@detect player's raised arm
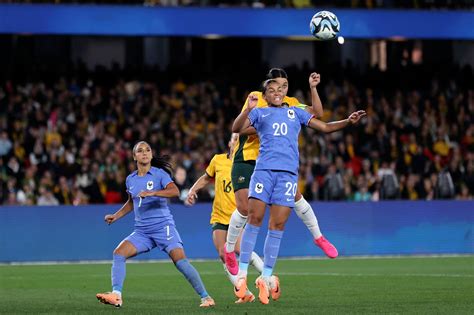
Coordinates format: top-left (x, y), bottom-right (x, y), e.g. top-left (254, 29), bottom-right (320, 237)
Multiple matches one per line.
top-left (185, 173), bottom-right (212, 206)
top-left (308, 72), bottom-right (324, 118)
top-left (232, 93), bottom-right (258, 133)
top-left (308, 110), bottom-right (366, 133)
top-left (104, 195), bottom-right (134, 225)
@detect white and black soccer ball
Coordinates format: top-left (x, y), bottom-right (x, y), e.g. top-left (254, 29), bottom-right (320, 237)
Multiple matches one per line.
top-left (310, 10), bottom-right (340, 41)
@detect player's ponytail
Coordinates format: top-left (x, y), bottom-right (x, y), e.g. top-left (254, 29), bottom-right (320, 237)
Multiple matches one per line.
top-left (153, 155), bottom-right (173, 177)
top-left (266, 68), bottom-right (288, 80)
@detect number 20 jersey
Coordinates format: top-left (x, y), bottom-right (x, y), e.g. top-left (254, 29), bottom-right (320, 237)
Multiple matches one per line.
top-left (248, 106), bottom-right (313, 175)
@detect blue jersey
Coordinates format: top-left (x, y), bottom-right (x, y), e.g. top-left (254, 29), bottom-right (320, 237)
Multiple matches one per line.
top-left (248, 106), bottom-right (313, 175)
top-left (125, 166), bottom-right (174, 229)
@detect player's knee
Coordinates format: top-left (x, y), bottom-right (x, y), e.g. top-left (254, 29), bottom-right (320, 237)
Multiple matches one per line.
top-left (248, 213), bottom-right (263, 226)
top-left (113, 248), bottom-right (126, 257)
top-left (269, 221), bottom-right (286, 231)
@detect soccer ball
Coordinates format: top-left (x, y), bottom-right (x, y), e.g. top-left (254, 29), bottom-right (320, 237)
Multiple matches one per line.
top-left (310, 10), bottom-right (340, 40)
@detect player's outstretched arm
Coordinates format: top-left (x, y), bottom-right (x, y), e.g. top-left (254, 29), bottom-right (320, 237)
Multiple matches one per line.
top-left (240, 126), bottom-right (257, 135)
top-left (104, 195), bottom-right (134, 225)
top-left (232, 93), bottom-right (258, 133)
top-left (139, 182), bottom-right (180, 198)
top-left (308, 110), bottom-right (366, 133)
top-left (185, 173), bottom-right (212, 206)
top-left (308, 72), bottom-right (324, 118)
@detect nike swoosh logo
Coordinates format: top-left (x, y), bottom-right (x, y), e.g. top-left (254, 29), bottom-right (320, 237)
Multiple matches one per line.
top-left (270, 255), bottom-right (277, 259)
top-left (286, 198), bottom-right (292, 202)
top-left (262, 114), bottom-right (270, 117)
top-left (166, 236), bottom-right (174, 241)
top-left (129, 186), bottom-right (134, 190)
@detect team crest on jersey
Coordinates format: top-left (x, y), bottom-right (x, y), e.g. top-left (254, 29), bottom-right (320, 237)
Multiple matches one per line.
top-left (238, 176), bottom-right (245, 183)
top-left (287, 109), bottom-right (295, 120)
top-left (146, 181), bottom-right (154, 190)
top-left (255, 183), bottom-right (263, 193)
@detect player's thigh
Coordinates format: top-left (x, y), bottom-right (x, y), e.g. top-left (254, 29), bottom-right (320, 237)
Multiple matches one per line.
top-left (118, 230), bottom-right (155, 258)
top-left (113, 240), bottom-right (138, 258)
top-left (231, 161), bottom-right (255, 215)
top-left (268, 204), bottom-right (292, 231)
top-left (234, 188), bottom-right (250, 216)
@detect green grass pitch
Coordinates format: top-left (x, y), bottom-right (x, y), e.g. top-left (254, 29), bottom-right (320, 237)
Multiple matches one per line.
top-left (1, 256), bottom-right (473, 314)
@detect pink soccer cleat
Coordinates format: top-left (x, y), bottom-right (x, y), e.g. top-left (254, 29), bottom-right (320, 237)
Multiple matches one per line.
top-left (224, 243), bottom-right (239, 275)
top-left (314, 235), bottom-right (338, 258)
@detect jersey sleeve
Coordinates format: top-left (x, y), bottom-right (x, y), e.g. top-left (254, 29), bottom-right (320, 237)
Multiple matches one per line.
top-left (125, 176), bottom-right (130, 194)
top-left (295, 107), bottom-right (314, 126)
top-left (158, 170), bottom-right (174, 190)
top-left (205, 155), bottom-right (217, 178)
top-left (248, 108), bottom-right (260, 129)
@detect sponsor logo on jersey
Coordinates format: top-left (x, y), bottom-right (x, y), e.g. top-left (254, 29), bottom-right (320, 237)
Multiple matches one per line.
top-left (238, 176), bottom-right (245, 183)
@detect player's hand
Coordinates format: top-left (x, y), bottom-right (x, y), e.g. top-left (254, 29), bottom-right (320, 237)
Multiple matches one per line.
top-left (348, 110), bottom-right (367, 124)
top-left (104, 214), bottom-right (117, 225)
top-left (309, 72), bottom-right (321, 88)
top-left (185, 191), bottom-right (198, 206)
top-left (139, 191), bottom-right (155, 198)
top-left (247, 93), bottom-right (258, 110)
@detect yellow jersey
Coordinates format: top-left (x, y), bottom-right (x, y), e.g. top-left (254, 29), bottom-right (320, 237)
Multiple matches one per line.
top-left (205, 153), bottom-right (236, 225)
top-left (232, 91), bottom-right (304, 162)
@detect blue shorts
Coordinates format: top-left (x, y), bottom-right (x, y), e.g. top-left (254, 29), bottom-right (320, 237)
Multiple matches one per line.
top-left (124, 223), bottom-right (183, 255)
top-left (249, 169), bottom-right (298, 208)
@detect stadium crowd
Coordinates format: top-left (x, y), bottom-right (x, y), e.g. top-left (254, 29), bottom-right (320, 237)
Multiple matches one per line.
top-left (3, 0), bottom-right (474, 9)
top-left (0, 62), bottom-right (473, 205)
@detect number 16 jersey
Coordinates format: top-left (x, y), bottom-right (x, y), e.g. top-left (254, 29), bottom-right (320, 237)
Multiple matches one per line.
top-left (248, 106), bottom-right (314, 175)
top-left (205, 153), bottom-right (236, 225)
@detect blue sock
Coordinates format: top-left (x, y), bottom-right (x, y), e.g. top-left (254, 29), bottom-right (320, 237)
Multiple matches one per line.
top-left (111, 254), bottom-right (126, 293)
top-left (175, 259), bottom-right (209, 298)
top-left (263, 229), bottom-right (284, 276)
top-left (239, 223), bottom-right (260, 273)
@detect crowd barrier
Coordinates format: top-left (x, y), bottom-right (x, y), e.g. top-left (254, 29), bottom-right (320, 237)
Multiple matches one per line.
top-left (0, 201), bottom-right (472, 262)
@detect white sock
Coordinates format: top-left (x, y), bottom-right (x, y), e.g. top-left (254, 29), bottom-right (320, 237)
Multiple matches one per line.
top-left (112, 290), bottom-right (122, 297)
top-left (250, 251), bottom-right (264, 273)
top-left (294, 196), bottom-right (322, 239)
top-left (226, 210), bottom-right (247, 252)
top-left (223, 264), bottom-right (238, 286)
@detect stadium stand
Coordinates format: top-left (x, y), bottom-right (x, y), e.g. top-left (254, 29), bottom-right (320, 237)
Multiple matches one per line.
top-left (1, 61), bottom-right (472, 205)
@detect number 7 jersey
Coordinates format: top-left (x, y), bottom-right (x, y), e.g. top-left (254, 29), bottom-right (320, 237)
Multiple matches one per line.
top-left (248, 106), bottom-right (314, 175)
top-left (205, 153), bottom-right (236, 225)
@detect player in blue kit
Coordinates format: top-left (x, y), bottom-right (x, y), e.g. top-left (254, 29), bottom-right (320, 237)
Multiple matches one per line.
top-left (232, 80), bottom-right (365, 304)
top-left (96, 141), bottom-right (215, 308)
